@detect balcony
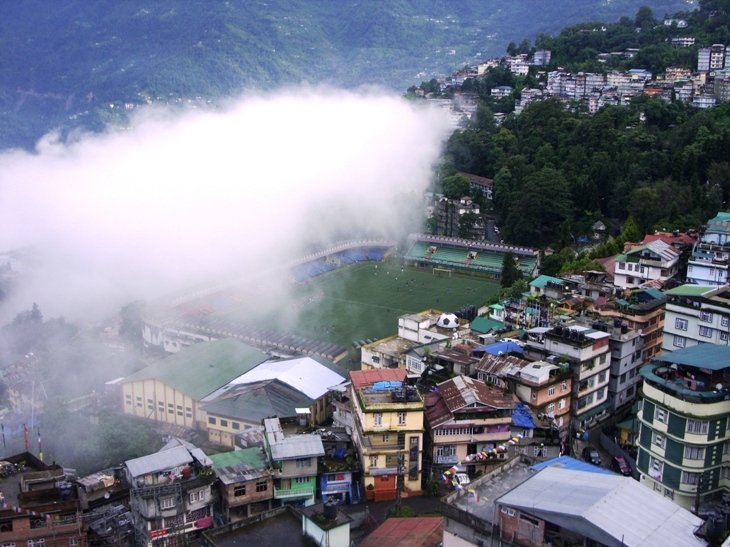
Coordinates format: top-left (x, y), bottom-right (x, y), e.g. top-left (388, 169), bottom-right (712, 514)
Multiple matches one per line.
top-left (274, 485), bottom-right (315, 500)
top-left (641, 364), bottom-right (730, 405)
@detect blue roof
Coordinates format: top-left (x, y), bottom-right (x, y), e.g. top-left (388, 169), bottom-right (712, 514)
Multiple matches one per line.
top-left (531, 455), bottom-right (614, 475)
top-left (512, 402), bottom-right (535, 429)
top-left (475, 341), bottom-right (524, 355)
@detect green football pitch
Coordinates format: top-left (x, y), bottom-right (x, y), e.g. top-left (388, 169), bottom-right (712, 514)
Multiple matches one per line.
top-left (226, 262), bottom-right (501, 363)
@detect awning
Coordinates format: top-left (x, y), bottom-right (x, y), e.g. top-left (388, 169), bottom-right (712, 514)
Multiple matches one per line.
top-left (577, 401), bottom-right (611, 423)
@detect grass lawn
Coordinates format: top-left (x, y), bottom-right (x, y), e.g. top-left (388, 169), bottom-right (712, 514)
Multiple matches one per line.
top-left (224, 262), bottom-right (501, 365)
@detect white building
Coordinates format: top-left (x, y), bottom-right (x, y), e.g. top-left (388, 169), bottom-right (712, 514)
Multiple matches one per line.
top-left (614, 240), bottom-right (680, 289)
top-left (687, 211), bottom-right (730, 285)
top-left (662, 284), bottom-right (730, 353)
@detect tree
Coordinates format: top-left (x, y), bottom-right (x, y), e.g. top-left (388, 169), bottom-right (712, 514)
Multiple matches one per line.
top-left (501, 251), bottom-right (523, 288)
top-left (442, 174), bottom-right (471, 199)
top-left (510, 279), bottom-right (528, 299)
top-left (458, 212), bottom-right (481, 239)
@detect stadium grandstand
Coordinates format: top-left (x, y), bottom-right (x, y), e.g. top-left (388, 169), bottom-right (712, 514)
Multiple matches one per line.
top-left (404, 233), bottom-right (539, 278)
top-left (142, 240), bottom-right (395, 362)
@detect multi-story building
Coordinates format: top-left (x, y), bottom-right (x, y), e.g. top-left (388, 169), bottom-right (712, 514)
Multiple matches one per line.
top-left (595, 288), bottom-right (666, 364)
top-left (424, 375), bottom-right (514, 475)
top-left (637, 345), bottom-right (730, 510)
top-left (711, 43), bottom-right (726, 71)
top-left (209, 447), bottom-right (272, 522)
top-left (523, 325), bottom-right (611, 431)
top-left (507, 360), bottom-right (572, 433)
top-left (532, 49), bottom-right (551, 66)
top-left (716, 77), bottom-right (730, 103)
top-left (0, 453), bottom-right (85, 547)
top-left (688, 211), bottom-right (730, 285)
top-left (263, 417), bottom-right (324, 507)
top-left (671, 36), bottom-right (696, 47)
top-left (604, 320), bottom-right (644, 410)
top-left (125, 445), bottom-right (216, 546)
top-left (613, 240), bottom-right (680, 289)
top-left (349, 368), bottom-right (424, 501)
top-left (662, 284), bottom-right (730, 352)
top-left (698, 47), bottom-right (712, 72)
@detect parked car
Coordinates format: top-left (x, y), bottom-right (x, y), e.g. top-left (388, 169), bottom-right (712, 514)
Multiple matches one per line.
top-left (612, 455), bottom-right (632, 476)
top-left (582, 446), bottom-right (601, 466)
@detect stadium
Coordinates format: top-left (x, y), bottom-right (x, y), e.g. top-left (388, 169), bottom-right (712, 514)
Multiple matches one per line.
top-left (404, 233), bottom-right (539, 279)
top-left (141, 237), bottom-right (519, 365)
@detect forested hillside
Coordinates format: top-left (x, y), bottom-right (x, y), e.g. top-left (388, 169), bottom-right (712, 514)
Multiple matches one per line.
top-left (441, 0), bottom-right (730, 260)
top-left (1, 0), bottom-right (688, 150)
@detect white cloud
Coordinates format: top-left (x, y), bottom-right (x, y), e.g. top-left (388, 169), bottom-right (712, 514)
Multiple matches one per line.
top-left (0, 87), bottom-right (451, 322)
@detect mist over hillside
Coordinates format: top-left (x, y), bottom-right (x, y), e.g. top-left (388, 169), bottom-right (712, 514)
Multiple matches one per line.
top-left (1, 0), bottom-right (692, 150)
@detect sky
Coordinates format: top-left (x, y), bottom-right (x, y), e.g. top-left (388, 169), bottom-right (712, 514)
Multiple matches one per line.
top-left (0, 87), bottom-right (452, 323)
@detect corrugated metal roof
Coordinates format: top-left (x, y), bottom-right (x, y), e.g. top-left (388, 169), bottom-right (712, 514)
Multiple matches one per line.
top-left (655, 344), bottom-right (730, 371)
top-left (201, 378), bottom-right (313, 422)
top-left (474, 354), bottom-right (530, 376)
top-left (209, 448), bottom-right (269, 485)
top-left (350, 368), bottom-right (406, 391)
top-left (497, 467), bottom-right (705, 547)
top-left (270, 434), bottom-right (325, 460)
top-left (530, 456), bottom-right (614, 474)
top-left (438, 376), bottom-right (514, 412)
top-left (125, 446), bottom-right (193, 478)
top-left (123, 339), bottom-right (269, 401)
top-left (228, 356), bottom-right (346, 399)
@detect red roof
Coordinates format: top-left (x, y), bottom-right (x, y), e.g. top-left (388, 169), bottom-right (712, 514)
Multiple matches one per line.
top-left (350, 368), bottom-right (407, 391)
top-left (643, 232), bottom-right (696, 247)
top-left (359, 517), bottom-right (443, 547)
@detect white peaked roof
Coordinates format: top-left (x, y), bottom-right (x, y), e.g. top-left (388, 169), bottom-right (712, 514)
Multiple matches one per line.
top-left (229, 357), bottom-right (346, 399)
top-left (497, 467), bottom-right (704, 547)
top-left (125, 446), bottom-right (193, 479)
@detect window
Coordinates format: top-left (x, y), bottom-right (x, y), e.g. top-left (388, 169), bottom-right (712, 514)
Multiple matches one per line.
top-left (687, 420), bottom-right (709, 434)
top-left (232, 422), bottom-right (240, 430)
top-left (370, 455), bottom-right (378, 468)
top-left (189, 490), bottom-right (204, 503)
top-left (723, 467), bottom-right (730, 480)
top-left (220, 420), bottom-right (228, 427)
top-left (295, 477), bottom-right (309, 484)
top-left (599, 354), bottom-right (607, 364)
top-left (681, 471), bottom-right (701, 485)
top-left (548, 385), bottom-right (555, 396)
top-left (620, 373), bottom-right (627, 384)
top-left (531, 392), bottom-right (537, 400)
top-left (618, 261), bottom-right (626, 270)
top-left (652, 432), bottom-right (666, 449)
top-left (386, 455), bottom-right (397, 466)
top-left (546, 402), bottom-right (555, 414)
top-left (382, 434), bottom-right (390, 443)
top-left (27, 541), bottom-right (44, 547)
top-left (295, 458), bottom-right (311, 468)
top-left (398, 412), bottom-right (406, 425)
top-left (561, 381), bottom-right (568, 392)
top-left (598, 371), bottom-right (607, 383)
top-left (654, 406), bottom-right (669, 424)
top-left (558, 398), bottom-right (566, 410)
top-left (699, 326), bottom-right (713, 338)
top-left (437, 445), bottom-right (456, 457)
top-left (654, 482), bottom-right (662, 492)
top-left (685, 446), bottom-right (705, 460)
top-left (675, 318), bottom-right (688, 330)
top-left (234, 485), bottom-right (246, 497)
top-left (168, 403), bottom-right (173, 408)
top-left (700, 311), bottom-right (713, 323)
top-left (147, 399), bottom-right (153, 404)
top-left (256, 480), bottom-right (268, 492)
top-left (722, 316), bottom-right (729, 328)
top-left (596, 388), bottom-right (605, 401)
top-left (160, 497), bottom-right (176, 510)
top-left (650, 457), bottom-right (664, 478)
top-left (374, 413), bottom-right (382, 426)
top-left (664, 489), bottom-right (674, 500)
top-left (168, 408), bottom-right (173, 414)
top-left (722, 333), bottom-right (729, 341)
top-left (176, 405), bottom-right (182, 410)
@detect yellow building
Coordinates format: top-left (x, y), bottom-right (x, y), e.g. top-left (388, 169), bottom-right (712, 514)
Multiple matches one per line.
top-left (349, 369), bottom-right (424, 501)
top-left (121, 339), bottom-right (269, 430)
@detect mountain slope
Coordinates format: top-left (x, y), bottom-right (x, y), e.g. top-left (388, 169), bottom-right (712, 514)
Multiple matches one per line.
top-left (0, 0), bottom-right (690, 149)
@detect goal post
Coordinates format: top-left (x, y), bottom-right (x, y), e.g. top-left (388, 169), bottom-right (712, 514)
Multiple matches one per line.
top-left (432, 267), bottom-right (452, 277)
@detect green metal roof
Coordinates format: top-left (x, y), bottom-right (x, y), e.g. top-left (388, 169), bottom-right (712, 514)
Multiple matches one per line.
top-left (489, 303), bottom-right (504, 310)
top-left (470, 316), bottom-right (505, 334)
top-left (209, 447), bottom-right (267, 471)
top-left (665, 285), bottom-right (716, 296)
top-left (655, 344), bottom-right (730, 371)
top-left (529, 275), bottom-right (563, 289)
top-left (123, 339), bottom-right (269, 400)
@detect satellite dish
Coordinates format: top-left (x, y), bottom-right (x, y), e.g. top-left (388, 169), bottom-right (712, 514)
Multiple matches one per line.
top-left (104, 492), bottom-right (111, 499)
top-left (638, 329), bottom-right (643, 336)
